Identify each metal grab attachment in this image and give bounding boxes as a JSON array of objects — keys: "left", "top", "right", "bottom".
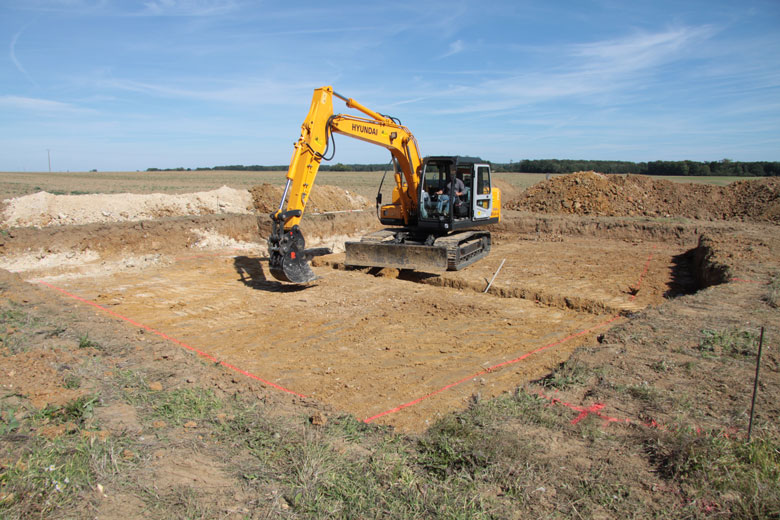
[{"left": 268, "top": 210, "right": 331, "bottom": 284}]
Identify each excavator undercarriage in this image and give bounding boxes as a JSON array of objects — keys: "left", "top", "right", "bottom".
[{"left": 344, "top": 229, "right": 491, "bottom": 272}]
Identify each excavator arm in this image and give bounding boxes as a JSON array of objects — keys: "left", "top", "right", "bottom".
[{"left": 268, "top": 86, "right": 424, "bottom": 283}]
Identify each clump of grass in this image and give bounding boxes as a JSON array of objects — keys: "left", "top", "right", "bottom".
[
  {"left": 0, "top": 405, "right": 21, "bottom": 435},
  {"left": 698, "top": 328, "right": 758, "bottom": 358},
  {"left": 0, "top": 432, "right": 129, "bottom": 518},
  {"left": 651, "top": 358, "right": 674, "bottom": 373},
  {"left": 1, "top": 395, "right": 129, "bottom": 519},
  {"left": 141, "top": 387, "right": 222, "bottom": 426},
  {"left": 63, "top": 374, "right": 81, "bottom": 389},
  {"left": 35, "top": 395, "right": 98, "bottom": 429},
  {"left": 62, "top": 395, "right": 98, "bottom": 424},
  {"left": 766, "top": 272, "right": 779, "bottom": 308},
  {"left": 539, "top": 359, "right": 590, "bottom": 390},
  {"left": 646, "top": 430, "right": 780, "bottom": 518},
  {"left": 78, "top": 334, "right": 101, "bottom": 350},
  {"left": 0, "top": 304, "right": 43, "bottom": 354},
  {"left": 627, "top": 383, "right": 662, "bottom": 404}
]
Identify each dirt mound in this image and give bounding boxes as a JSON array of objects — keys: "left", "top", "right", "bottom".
[
  {"left": 250, "top": 183, "right": 370, "bottom": 214},
  {"left": 511, "top": 172, "right": 780, "bottom": 222},
  {"left": 1, "top": 186, "right": 253, "bottom": 228}
]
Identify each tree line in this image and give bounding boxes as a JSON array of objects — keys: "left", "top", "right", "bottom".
[
  {"left": 494, "top": 159, "right": 780, "bottom": 176},
  {"left": 146, "top": 163, "right": 392, "bottom": 173},
  {"left": 147, "top": 159, "right": 780, "bottom": 176}
]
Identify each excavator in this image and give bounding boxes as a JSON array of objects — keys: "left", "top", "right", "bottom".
[{"left": 268, "top": 86, "right": 501, "bottom": 283}]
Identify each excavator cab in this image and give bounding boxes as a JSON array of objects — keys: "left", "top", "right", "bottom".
[{"left": 417, "top": 156, "right": 498, "bottom": 230}]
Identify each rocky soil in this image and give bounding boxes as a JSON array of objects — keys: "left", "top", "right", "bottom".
[{"left": 511, "top": 171, "right": 780, "bottom": 222}]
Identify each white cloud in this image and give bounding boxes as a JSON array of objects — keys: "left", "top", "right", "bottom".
[
  {"left": 140, "top": 0, "right": 240, "bottom": 17},
  {"left": 94, "top": 77, "right": 312, "bottom": 106},
  {"left": 440, "top": 39, "right": 465, "bottom": 59},
  {"left": 571, "top": 25, "right": 716, "bottom": 74},
  {"left": 0, "top": 95, "right": 94, "bottom": 114},
  {"left": 9, "top": 27, "right": 39, "bottom": 88},
  {"left": 416, "top": 25, "right": 719, "bottom": 114}
]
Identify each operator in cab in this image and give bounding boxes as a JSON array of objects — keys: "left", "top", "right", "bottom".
[{"left": 435, "top": 175, "right": 466, "bottom": 215}]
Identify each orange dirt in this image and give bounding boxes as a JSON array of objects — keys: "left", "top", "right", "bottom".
[
  {"left": 511, "top": 171, "right": 780, "bottom": 222},
  {"left": 250, "top": 183, "right": 370, "bottom": 214},
  {"left": 1, "top": 175, "right": 778, "bottom": 432}
]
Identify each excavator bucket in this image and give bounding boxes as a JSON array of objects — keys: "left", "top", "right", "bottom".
[
  {"left": 345, "top": 241, "right": 449, "bottom": 272},
  {"left": 268, "top": 220, "right": 330, "bottom": 284},
  {"left": 269, "top": 249, "right": 316, "bottom": 283}
]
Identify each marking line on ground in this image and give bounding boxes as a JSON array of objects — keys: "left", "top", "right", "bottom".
[
  {"left": 363, "top": 246, "right": 657, "bottom": 424},
  {"left": 35, "top": 280, "right": 307, "bottom": 398}
]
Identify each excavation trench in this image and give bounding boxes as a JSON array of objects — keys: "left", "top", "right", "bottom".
[{"left": 1, "top": 211, "right": 724, "bottom": 432}]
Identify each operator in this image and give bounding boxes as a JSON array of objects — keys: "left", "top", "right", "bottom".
[{"left": 435, "top": 175, "right": 466, "bottom": 214}]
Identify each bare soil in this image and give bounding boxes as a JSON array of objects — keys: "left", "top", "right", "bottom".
[
  {"left": 1, "top": 174, "right": 778, "bottom": 518},
  {"left": 512, "top": 171, "right": 780, "bottom": 222}
]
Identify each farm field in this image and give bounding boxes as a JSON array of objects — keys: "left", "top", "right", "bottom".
[
  {"left": 0, "top": 170, "right": 761, "bottom": 201},
  {"left": 0, "top": 170, "right": 778, "bottom": 518}
]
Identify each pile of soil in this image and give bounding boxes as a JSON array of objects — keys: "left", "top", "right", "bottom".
[
  {"left": 511, "top": 172, "right": 780, "bottom": 222},
  {"left": 1, "top": 184, "right": 370, "bottom": 229},
  {"left": 250, "top": 183, "right": 370, "bottom": 214},
  {"left": 1, "top": 186, "right": 253, "bottom": 228}
]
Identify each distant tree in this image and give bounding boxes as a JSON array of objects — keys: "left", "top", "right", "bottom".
[{"left": 330, "top": 163, "right": 350, "bottom": 171}]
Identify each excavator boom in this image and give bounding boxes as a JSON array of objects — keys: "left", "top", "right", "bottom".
[{"left": 268, "top": 86, "right": 424, "bottom": 283}]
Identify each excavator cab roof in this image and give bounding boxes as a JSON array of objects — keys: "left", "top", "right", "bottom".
[{"left": 423, "top": 155, "right": 486, "bottom": 166}]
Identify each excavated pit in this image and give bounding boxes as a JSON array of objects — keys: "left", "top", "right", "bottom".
[{"left": 1, "top": 203, "right": 738, "bottom": 431}]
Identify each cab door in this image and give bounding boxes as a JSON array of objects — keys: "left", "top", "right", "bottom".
[{"left": 472, "top": 163, "right": 493, "bottom": 220}]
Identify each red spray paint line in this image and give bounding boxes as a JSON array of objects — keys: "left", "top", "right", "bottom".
[
  {"left": 535, "top": 390, "right": 629, "bottom": 425},
  {"left": 363, "top": 314, "right": 621, "bottom": 423},
  {"left": 629, "top": 247, "right": 655, "bottom": 301},
  {"left": 36, "top": 280, "right": 306, "bottom": 398},
  {"left": 536, "top": 389, "right": 742, "bottom": 439},
  {"left": 364, "top": 248, "right": 657, "bottom": 424},
  {"left": 731, "top": 277, "right": 765, "bottom": 284}
]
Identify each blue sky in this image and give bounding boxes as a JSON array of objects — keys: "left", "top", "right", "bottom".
[{"left": 1, "top": 0, "right": 779, "bottom": 171}]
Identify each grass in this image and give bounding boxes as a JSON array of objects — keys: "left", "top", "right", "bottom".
[
  {"left": 767, "top": 272, "right": 779, "bottom": 308},
  {"left": 538, "top": 358, "right": 591, "bottom": 390},
  {"left": 78, "top": 334, "right": 101, "bottom": 350},
  {"left": 2, "top": 251, "right": 778, "bottom": 518},
  {"left": 125, "top": 383, "right": 222, "bottom": 426},
  {"left": 0, "top": 303, "right": 44, "bottom": 354},
  {"left": 0, "top": 395, "right": 132, "bottom": 519},
  {"left": 698, "top": 327, "right": 759, "bottom": 358},
  {"left": 651, "top": 358, "right": 675, "bottom": 373},
  {"left": 645, "top": 429, "right": 780, "bottom": 518},
  {"left": 627, "top": 382, "right": 663, "bottom": 405},
  {"left": 3, "top": 344, "right": 778, "bottom": 519}
]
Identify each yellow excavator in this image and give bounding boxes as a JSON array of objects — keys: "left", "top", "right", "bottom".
[{"left": 268, "top": 86, "right": 501, "bottom": 283}]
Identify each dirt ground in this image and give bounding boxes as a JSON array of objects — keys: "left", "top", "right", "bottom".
[
  {"left": 512, "top": 171, "right": 780, "bottom": 222},
  {"left": 0, "top": 184, "right": 774, "bottom": 431},
  {"left": 1, "top": 173, "right": 778, "bottom": 518}
]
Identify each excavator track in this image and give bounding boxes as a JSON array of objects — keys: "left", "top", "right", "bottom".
[
  {"left": 435, "top": 230, "right": 492, "bottom": 271},
  {"left": 344, "top": 229, "right": 491, "bottom": 272}
]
